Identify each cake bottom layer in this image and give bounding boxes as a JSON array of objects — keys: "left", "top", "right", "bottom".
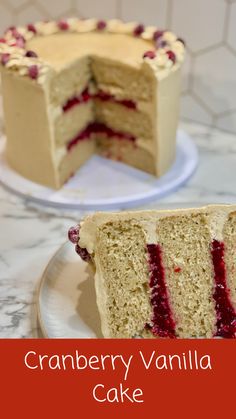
[
  {"left": 55, "top": 122, "right": 157, "bottom": 187},
  {"left": 96, "top": 136, "right": 156, "bottom": 175},
  {"left": 58, "top": 137, "right": 96, "bottom": 186}
]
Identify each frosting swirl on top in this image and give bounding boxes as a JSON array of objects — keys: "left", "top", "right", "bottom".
[{"left": 0, "top": 18, "right": 185, "bottom": 84}]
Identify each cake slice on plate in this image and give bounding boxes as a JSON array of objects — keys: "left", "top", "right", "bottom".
[{"left": 69, "top": 205, "right": 236, "bottom": 338}]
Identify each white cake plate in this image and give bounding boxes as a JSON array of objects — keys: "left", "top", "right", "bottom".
[
  {"left": 37, "top": 202, "right": 208, "bottom": 339},
  {"left": 0, "top": 130, "right": 198, "bottom": 210}
]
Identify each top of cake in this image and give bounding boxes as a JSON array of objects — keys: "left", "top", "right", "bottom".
[{"left": 0, "top": 18, "right": 185, "bottom": 85}]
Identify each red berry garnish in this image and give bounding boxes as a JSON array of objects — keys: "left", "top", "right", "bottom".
[
  {"left": 153, "top": 30, "right": 164, "bottom": 41},
  {"left": 28, "top": 65, "right": 38, "bottom": 79},
  {"left": 25, "top": 50, "right": 38, "bottom": 58},
  {"left": 75, "top": 244, "right": 91, "bottom": 262},
  {"left": 0, "top": 38, "right": 6, "bottom": 43},
  {"left": 27, "top": 24, "right": 37, "bottom": 34},
  {"left": 134, "top": 24, "right": 144, "bottom": 36},
  {"left": 15, "top": 37, "right": 25, "bottom": 48},
  {"left": 68, "top": 226, "right": 80, "bottom": 244},
  {"left": 143, "top": 50, "right": 156, "bottom": 59},
  {"left": 1, "top": 53, "right": 10, "bottom": 66},
  {"left": 156, "top": 39, "right": 167, "bottom": 48},
  {"left": 5, "top": 26, "right": 16, "bottom": 34},
  {"left": 166, "top": 50, "right": 176, "bottom": 63},
  {"left": 58, "top": 20, "right": 69, "bottom": 30},
  {"left": 97, "top": 20, "right": 106, "bottom": 30}
]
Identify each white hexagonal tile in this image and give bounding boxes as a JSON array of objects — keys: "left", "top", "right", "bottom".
[
  {"left": 120, "top": 0, "right": 168, "bottom": 27},
  {"left": 16, "top": 4, "right": 46, "bottom": 25},
  {"left": 37, "top": 0, "right": 71, "bottom": 19},
  {"left": 193, "top": 46, "right": 236, "bottom": 114},
  {"left": 227, "top": 2, "right": 236, "bottom": 52},
  {"left": 180, "top": 93, "right": 213, "bottom": 125},
  {"left": 0, "top": 5, "right": 13, "bottom": 35},
  {"left": 76, "top": 0, "right": 117, "bottom": 19},
  {"left": 216, "top": 112, "right": 236, "bottom": 134},
  {"left": 181, "top": 49, "right": 192, "bottom": 93},
  {"left": 171, "top": 0, "right": 226, "bottom": 52}
]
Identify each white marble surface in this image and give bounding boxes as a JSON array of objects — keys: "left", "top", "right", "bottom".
[{"left": 0, "top": 121, "right": 236, "bottom": 337}]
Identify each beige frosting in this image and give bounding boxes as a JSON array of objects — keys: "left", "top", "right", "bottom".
[
  {"left": 78, "top": 205, "right": 236, "bottom": 253},
  {"left": 0, "top": 18, "right": 185, "bottom": 84}
]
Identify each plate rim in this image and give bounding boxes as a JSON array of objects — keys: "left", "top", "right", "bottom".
[{"left": 0, "top": 130, "right": 198, "bottom": 211}]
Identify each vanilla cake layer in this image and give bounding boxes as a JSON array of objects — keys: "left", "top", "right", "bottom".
[
  {"left": 97, "top": 136, "right": 156, "bottom": 175},
  {"left": 55, "top": 101, "right": 93, "bottom": 146},
  {"left": 58, "top": 137, "right": 95, "bottom": 186},
  {"left": 69, "top": 205, "right": 236, "bottom": 339},
  {"left": 0, "top": 19, "right": 185, "bottom": 188},
  {"left": 94, "top": 100, "right": 154, "bottom": 140}
]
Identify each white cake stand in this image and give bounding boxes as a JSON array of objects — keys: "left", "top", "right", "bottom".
[{"left": 0, "top": 130, "right": 198, "bottom": 210}]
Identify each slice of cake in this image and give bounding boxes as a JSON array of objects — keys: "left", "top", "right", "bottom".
[
  {"left": 0, "top": 18, "right": 185, "bottom": 188},
  {"left": 68, "top": 205, "right": 236, "bottom": 338}
]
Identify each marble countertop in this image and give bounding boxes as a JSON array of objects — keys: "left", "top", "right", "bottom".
[{"left": 0, "top": 121, "right": 236, "bottom": 338}]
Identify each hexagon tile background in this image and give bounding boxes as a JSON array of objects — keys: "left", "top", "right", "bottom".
[{"left": 0, "top": 0, "right": 236, "bottom": 133}]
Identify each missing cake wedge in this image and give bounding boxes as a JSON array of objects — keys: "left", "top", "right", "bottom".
[{"left": 68, "top": 205, "right": 236, "bottom": 339}]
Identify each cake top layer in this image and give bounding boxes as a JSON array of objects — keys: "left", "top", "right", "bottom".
[
  {"left": 27, "top": 32, "right": 152, "bottom": 71},
  {"left": 0, "top": 18, "right": 185, "bottom": 84},
  {"left": 77, "top": 205, "right": 236, "bottom": 254}
]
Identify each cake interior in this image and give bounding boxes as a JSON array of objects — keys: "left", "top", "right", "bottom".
[
  {"left": 91, "top": 210, "right": 236, "bottom": 338},
  {"left": 25, "top": 32, "right": 165, "bottom": 186}
]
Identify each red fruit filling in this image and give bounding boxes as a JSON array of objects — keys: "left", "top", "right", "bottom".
[
  {"left": 63, "top": 88, "right": 91, "bottom": 112},
  {"left": 67, "top": 122, "right": 135, "bottom": 151},
  {"left": 62, "top": 88, "right": 137, "bottom": 112},
  {"left": 147, "top": 244, "right": 176, "bottom": 338},
  {"left": 68, "top": 225, "right": 91, "bottom": 262},
  {"left": 211, "top": 240, "right": 236, "bottom": 338},
  {"left": 0, "top": 38, "right": 6, "bottom": 43},
  {"left": 95, "top": 90, "right": 137, "bottom": 109}
]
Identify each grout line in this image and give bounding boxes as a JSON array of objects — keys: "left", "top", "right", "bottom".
[
  {"left": 216, "top": 108, "right": 236, "bottom": 117},
  {"left": 116, "top": 0, "right": 122, "bottom": 19},
  {"left": 192, "top": 42, "right": 224, "bottom": 57},
  {"left": 191, "top": 91, "right": 216, "bottom": 117},
  {"left": 225, "top": 43, "right": 236, "bottom": 56},
  {"left": 223, "top": 0, "right": 231, "bottom": 42},
  {"left": 32, "top": 0, "right": 51, "bottom": 20}
]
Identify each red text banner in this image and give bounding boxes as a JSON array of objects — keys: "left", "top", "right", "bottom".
[{"left": 0, "top": 339, "right": 235, "bottom": 418}]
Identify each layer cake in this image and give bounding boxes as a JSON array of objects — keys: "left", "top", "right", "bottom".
[{"left": 0, "top": 18, "right": 185, "bottom": 188}]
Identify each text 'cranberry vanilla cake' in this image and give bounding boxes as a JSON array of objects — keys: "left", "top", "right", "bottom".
[
  {"left": 0, "top": 18, "right": 185, "bottom": 188},
  {"left": 69, "top": 205, "right": 236, "bottom": 338}
]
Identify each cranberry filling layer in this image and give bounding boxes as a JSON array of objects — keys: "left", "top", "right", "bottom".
[
  {"left": 63, "top": 88, "right": 91, "bottom": 112},
  {"left": 211, "top": 240, "right": 236, "bottom": 338},
  {"left": 67, "top": 122, "right": 136, "bottom": 151},
  {"left": 62, "top": 88, "right": 137, "bottom": 112},
  {"left": 147, "top": 244, "right": 176, "bottom": 338}
]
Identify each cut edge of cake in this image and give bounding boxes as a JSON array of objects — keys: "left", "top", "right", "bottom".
[
  {"left": 68, "top": 205, "right": 236, "bottom": 339},
  {"left": 0, "top": 18, "right": 185, "bottom": 189}
]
